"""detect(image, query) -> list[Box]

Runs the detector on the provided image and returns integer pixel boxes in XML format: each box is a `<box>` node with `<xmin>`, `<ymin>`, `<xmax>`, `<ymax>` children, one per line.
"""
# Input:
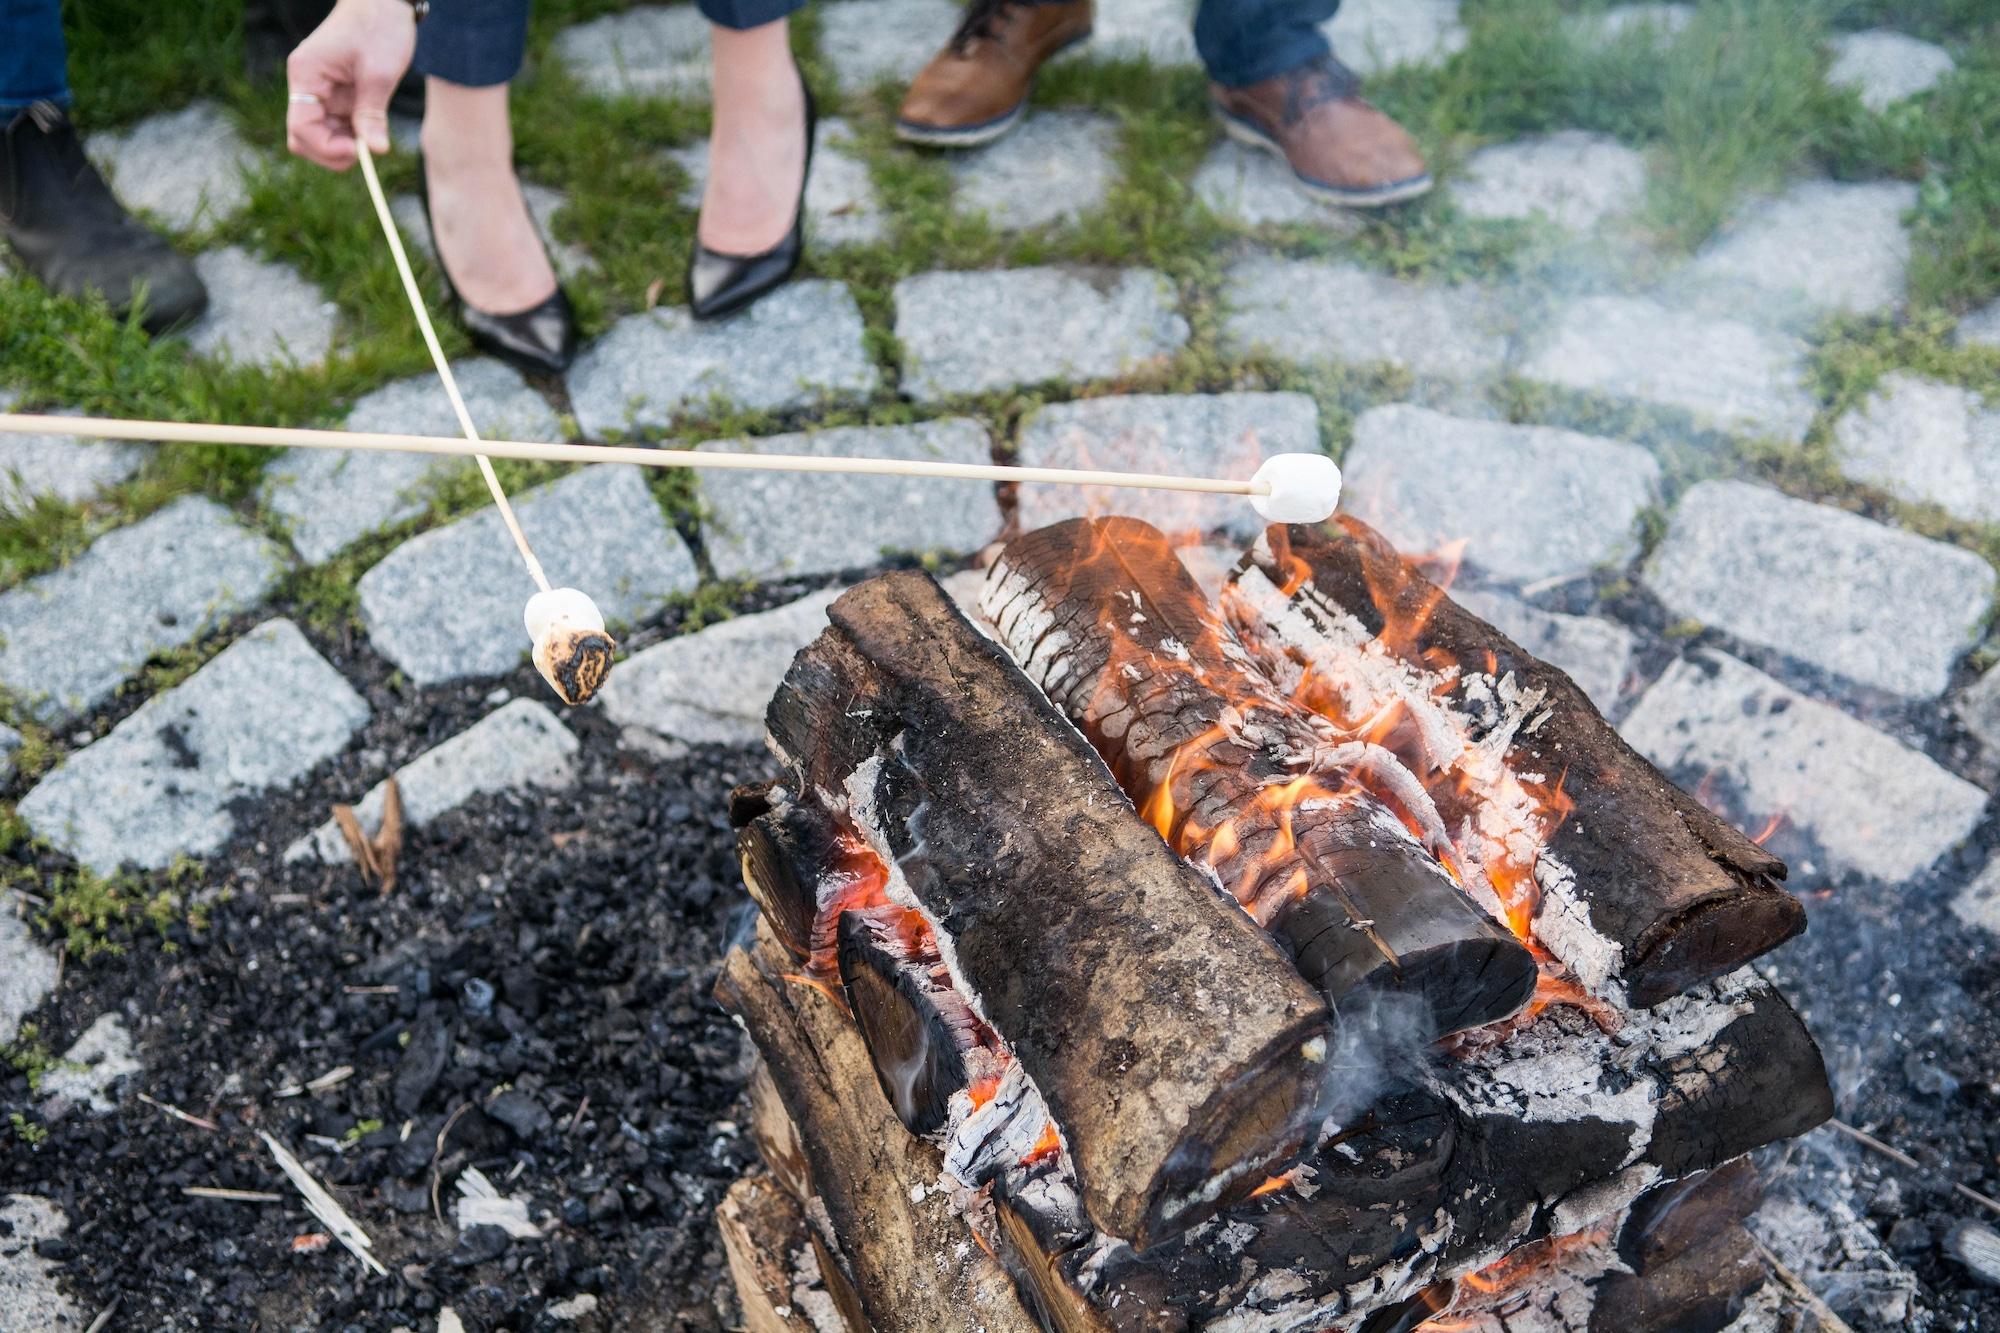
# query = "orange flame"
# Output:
<box><xmin>1022</xmin><ymin>1121</ymin><xmax>1062</xmax><ymax>1166</ymax></box>
<box><xmin>1750</xmin><ymin>811</ymin><xmax>1785</xmax><ymax>845</ymax></box>
<box><xmin>1248</xmin><ymin>1174</ymin><xmax>1289</xmax><ymax>1199</ymax></box>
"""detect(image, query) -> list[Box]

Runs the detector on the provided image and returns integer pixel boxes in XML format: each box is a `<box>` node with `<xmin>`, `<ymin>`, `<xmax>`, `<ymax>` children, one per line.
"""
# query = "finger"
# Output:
<box><xmin>285</xmin><ymin>55</ymin><xmax>355</xmax><ymax>170</ymax></box>
<box><xmin>352</xmin><ymin>60</ymin><xmax>403</xmax><ymax>156</ymax></box>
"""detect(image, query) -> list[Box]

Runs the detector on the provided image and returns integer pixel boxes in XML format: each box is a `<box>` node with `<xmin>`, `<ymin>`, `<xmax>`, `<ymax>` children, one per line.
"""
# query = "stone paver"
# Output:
<box><xmin>1959</xmin><ymin>665</ymin><xmax>2000</xmax><ymax>755</ymax></box>
<box><xmin>1452</xmin><ymin>589</ymin><xmax>1635</xmax><ymax>711</ymax></box>
<box><xmin>1453</xmin><ymin>131</ymin><xmax>1647</xmax><ymax>231</ymax></box>
<box><xmin>1952</xmin><ymin>857</ymin><xmax>2000</xmax><ymax>938</ymax></box>
<box><xmin>1087</xmin><ymin>0</ymin><xmax>1199</xmax><ymax>66</ymax></box>
<box><xmin>0</xmin><ymin>1196</ymin><xmax>82</xmax><ymax>1331</ymax></box>
<box><xmin>39</xmin><ymin>1014</ymin><xmax>139</xmax><ymax>1114</ymax></box>
<box><xmin>0</xmin><ymin>722</ymin><xmax>18</xmax><ymax>786</ymax></box>
<box><xmin>0</xmin><ymin>398</ymin><xmax>145</xmax><ymax>512</ymax></box>
<box><xmin>1193</xmin><ymin>142</ymin><xmax>1365</xmax><ymax>230</ymax></box>
<box><xmin>668</xmin><ymin>119</ymin><xmax>885</xmax><ymax>248</ymax></box>
<box><xmin>0</xmin><ymin>497</ymin><xmax>289</xmax><ymax>724</ymax></box>
<box><xmin>1</xmin><ymin>898</ymin><xmax>57</xmax><ymax>1046</ymax></box>
<box><xmin>1569</xmin><ymin>3</ymin><xmax>1692</xmax><ymax>50</ymax></box>
<box><xmin>87</xmin><ymin>101</ymin><xmax>257</xmax><ymax>231</ymax></box>
<box><xmin>552</xmin><ymin>5</ymin><xmax>709</xmax><ymax>99</ymax></box>
<box><xmin>183</xmin><ymin>247</ymin><xmax>339</xmax><ymax>371</ymax></box>
<box><xmin>1322</xmin><ymin>0</ymin><xmax>1466</xmax><ymax>75</ymax></box>
<box><xmin>1343</xmin><ymin>405</ymin><xmax>1659</xmax><ymax>586</ymax></box>
<box><xmin>1832</xmin><ymin>372</ymin><xmax>2000</xmax><ymax>525</ymax></box>
<box><xmin>1014</xmin><ymin>392</ymin><xmax>1319</xmax><ymax>541</ymax></box>
<box><xmin>293</xmin><ymin>698</ymin><xmax>579</xmax><ymax>864</ymax></box>
<box><xmin>698</xmin><ymin>420</ymin><xmax>1002</xmax><ymax>580</ymax></box>
<box><xmin>1521</xmin><ymin>294</ymin><xmax>1815</xmax><ymax>441</ymax></box>
<box><xmin>895</xmin><ymin>267</ymin><xmax>1189</xmax><ymax>401</ymax></box>
<box><xmin>1642</xmin><ymin>480</ymin><xmax>1995</xmax><ymax>701</ymax></box>
<box><xmin>265</xmin><ymin>359</ymin><xmax>563</xmax><ymax>564</ymax></box>
<box><xmin>1621</xmin><ymin>649</ymin><xmax>1988</xmax><ymax>883</ymax></box>
<box><xmin>1222</xmin><ymin>257</ymin><xmax>1509</xmax><ymax>381</ymax></box>
<box><xmin>1958</xmin><ymin>299</ymin><xmax>2000</xmax><ymax>349</ymax></box>
<box><xmin>568</xmin><ymin>282</ymin><xmax>878</xmax><ymax>437</ymax></box>
<box><xmin>1683</xmin><ymin>180</ymin><xmax>1916</xmax><ymax>321</ymax></box>
<box><xmin>598</xmin><ymin>587</ymin><xmax>844</xmax><ymax>745</ymax></box>
<box><xmin>1827</xmin><ymin>29</ymin><xmax>1955</xmax><ymax>112</ymax></box>
<box><xmin>19</xmin><ymin>620</ymin><xmax>369</xmax><ymax>872</ymax></box>
<box><xmin>951</xmin><ymin>112</ymin><xmax>1119</xmax><ymax>230</ymax></box>
<box><xmin>818</xmin><ymin>0</ymin><xmax>962</xmax><ymax>92</ymax></box>
<box><xmin>359</xmin><ymin>465</ymin><xmax>698</xmax><ymax>686</ymax></box>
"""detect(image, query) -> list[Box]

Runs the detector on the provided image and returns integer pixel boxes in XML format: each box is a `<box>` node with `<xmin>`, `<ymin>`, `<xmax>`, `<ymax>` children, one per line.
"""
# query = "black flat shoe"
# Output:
<box><xmin>418</xmin><ymin>156</ymin><xmax>578</xmax><ymax>376</ymax></box>
<box><xmin>687</xmin><ymin>82</ymin><xmax>817</xmax><ymax>321</ymax></box>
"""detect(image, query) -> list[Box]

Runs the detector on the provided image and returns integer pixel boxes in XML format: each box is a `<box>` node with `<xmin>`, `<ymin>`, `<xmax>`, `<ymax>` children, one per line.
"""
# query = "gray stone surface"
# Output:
<box><xmin>667</xmin><ymin>119</ymin><xmax>885</xmax><ymax>248</ymax></box>
<box><xmin>1322</xmin><ymin>0</ymin><xmax>1466</xmax><ymax>74</ymax></box>
<box><xmin>1014</xmin><ymin>392</ymin><xmax>1319</xmax><ymax>540</ymax></box>
<box><xmin>265</xmin><ymin>359</ymin><xmax>563</xmax><ymax>563</ymax></box>
<box><xmin>1452</xmin><ymin>590</ymin><xmax>1636</xmax><ymax>710</ymax></box>
<box><xmin>952</xmin><ymin>112</ymin><xmax>1119</xmax><ymax>230</ymax></box>
<box><xmin>1087</xmin><ymin>0</ymin><xmax>1199</xmax><ymax>65</ymax></box>
<box><xmin>1832</xmin><ymin>372</ymin><xmax>2000</xmax><ymax>525</ymax></box>
<box><xmin>598</xmin><ymin>587</ymin><xmax>843</xmax><ymax>745</ymax></box>
<box><xmin>698</xmin><ymin>420</ymin><xmax>1002</xmax><ymax>580</ymax></box>
<box><xmin>87</xmin><ymin>101</ymin><xmax>257</xmax><ymax>231</ymax></box>
<box><xmin>552</xmin><ymin>5</ymin><xmax>709</xmax><ymax>99</ymax></box>
<box><xmin>1568</xmin><ymin>3</ymin><xmax>1693</xmax><ymax>49</ymax></box>
<box><xmin>0</xmin><ymin>721</ymin><xmax>17</xmax><ymax>786</ymax></box>
<box><xmin>1453</xmin><ymin>131</ymin><xmax>1647</xmax><ymax>230</ymax></box>
<box><xmin>183</xmin><ymin>247</ymin><xmax>339</xmax><ymax>370</ymax></box>
<box><xmin>18</xmin><ymin>620</ymin><xmax>369</xmax><ymax>872</ymax></box>
<box><xmin>1683</xmin><ymin>180</ymin><xmax>1917</xmax><ymax>321</ymax></box>
<box><xmin>1343</xmin><ymin>404</ymin><xmax>1660</xmax><ymax>586</ymax></box>
<box><xmin>895</xmin><ymin>267</ymin><xmax>1189</xmax><ymax>401</ymax></box>
<box><xmin>568</xmin><ymin>282</ymin><xmax>878</xmax><ymax>436</ymax></box>
<box><xmin>358</xmin><ymin>465</ymin><xmax>698</xmax><ymax>686</ymax></box>
<box><xmin>0</xmin><ymin>496</ymin><xmax>289</xmax><ymax>724</ymax></box>
<box><xmin>0</xmin><ymin>896</ymin><xmax>56</xmax><ymax>1046</ymax></box>
<box><xmin>818</xmin><ymin>0</ymin><xmax>962</xmax><ymax>92</ymax></box>
<box><xmin>0</xmin><ymin>400</ymin><xmax>146</xmax><ymax>512</ymax></box>
<box><xmin>1222</xmin><ymin>256</ymin><xmax>1509</xmax><ymax>381</ymax></box>
<box><xmin>1827</xmin><ymin>29</ymin><xmax>1955</xmax><ymax>112</ymax></box>
<box><xmin>293</xmin><ymin>698</ymin><xmax>578</xmax><ymax>864</ymax></box>
<box><xmin>1958</xmin><ymin>299</ymin><xmax>2000</xmax><ymax>349</ymax></box>
<box><xmin>1621</xmin><ymin>649</ymin><xmax>1988</xmax><ymax>883</ymax></box>
<box><xmin>1193</xmin><ymin>141</ymin><xmax>1365</xmax><ymax>230</ymax></box>
<box><xmin>1642</xmin><ymin>480</ymin><xmax>1995</xmax><ymax>700</ymax></box>
<box><xmin>38</xmin><ymin>1014</ymin><xmax>140</xmax><ymax>1114</ymax></box>
<box><xmin>1952</xmin><ymin>857</ymin><xmax>2000</xmax><ymax>938</ymax></box>
<box><xmin>0</xmin><ymin>1195</ymin><xmax>82</xmax><ymax>1332</ymax></box>
<box><xmin>1959</xmin><ymin>665</ymin><xmax>2000</xmax><ymax>755</ymax></box>
<box><xmin>1521</xmin><ymin>294</ymin><xmax>1815</xmax><ymax>440</ymax></box>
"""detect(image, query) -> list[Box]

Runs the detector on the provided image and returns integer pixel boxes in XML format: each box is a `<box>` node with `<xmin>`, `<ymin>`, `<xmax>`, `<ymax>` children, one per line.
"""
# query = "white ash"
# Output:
<box><xmin>786</xmin><ymin>1235</ymin><xmax>847</xmax><ymax>1333</ymax></box>
<box><xmin>453</xmin><ymin>1165</ymin><xmax>543</xmax><ymax>1239</ymax></box>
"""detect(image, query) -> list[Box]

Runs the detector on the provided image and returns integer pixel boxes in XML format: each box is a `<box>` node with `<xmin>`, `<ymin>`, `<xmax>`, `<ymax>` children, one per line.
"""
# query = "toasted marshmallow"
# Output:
<box><xmin>524</xmin><ymin>587</ymin><xmax>616</xmax><ymax>705</ymax></box>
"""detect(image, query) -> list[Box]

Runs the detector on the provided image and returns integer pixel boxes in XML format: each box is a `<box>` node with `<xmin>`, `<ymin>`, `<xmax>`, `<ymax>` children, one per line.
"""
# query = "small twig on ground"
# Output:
<box><xmin>83</xmin><ymin>1296</ymin><xmax>119</xmax><ymax>1333</ymax></box>
<box><xmin>342</xmin><ymin>985</ymin><xmax>399</xmax><ymax>995</ymax></box>
<box><xmin>1828</xmin><ymin>1118</ymin><xmax>2000</xmax><ymax>1217</ymax></box>
<box><xmin>375</xmin><ymin>778</ymin><xmax>404</xmax><ymax>895</ymax></box>
<box><xmin>565</xmin><ymin>1094</ymin><xmax>590</xmax><ymax>1137</ymax></box>
<box><xmin>259</xmin><ymin>1130</ymin><xmax>387</xmax><ymax>1276</ymax></box>
<box><xmin>1750</xmin><ymin>1236</ymin><xmax>1856</xmax><ymax>1333</ymax></box>
<box><xmin>182</xmin><ymin>1186</ymin><xmax>285</xmax><ymax>1203</ymax></box>
<box><xmin>136</xmin><ymin>1092</ymin><xmax>220</xmax><ymax>1132</ymax></box>
<box><xmin>430</xmin><ymin>1100</ymin><xmax>474</xmax><ymax>1224</ymax></box>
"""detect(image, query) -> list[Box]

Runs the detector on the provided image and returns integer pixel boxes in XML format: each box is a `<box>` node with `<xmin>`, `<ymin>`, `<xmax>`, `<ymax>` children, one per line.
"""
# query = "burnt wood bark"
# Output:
<box><xmin>983</xmin><ymin>974</ymin><xmax>1832</xmax><ymax>1333</ymax></box>
<box><xmin>718</xmin><ymin>924</ymin><xmax>1040</xmax><ymax>1333</ymax></box>
<box><xmin>765</xmin><ymin>571</ymin><xmax>1331</xmax><ymax>1250</ymax></box>
<box><xmin>717</xmin><ymin>1171</ymin><xmax>852</xmax><ymax>1333</ymax></box>
<box><xmin>1588</xmin><ymin>1224</ymin><xmax>1770</xmax><ymax>1332</ymax></box>
<box><xmin>1617</xmin><ymin>1157</ymin><xmax>1762</xmax><ymax>1274</ymax></box>
<box><xmin>837</xmin><ymin>904</ymin><xmax>980</xmax><ymax>1137</ymax></box>
<box><xmin>731</xmin><ymin>780</ymin><xmax>836</xmax><ymax>961</ymax></box>
<box><xmin>1236</xmin><ymin>521</ymin><xmax>1805</xmax><ymax>1007</ymax></box>
<box><xmin>982</xmin><ymin>517</ymin><xmax>1536</xmax><ymax>1041</ymax></box>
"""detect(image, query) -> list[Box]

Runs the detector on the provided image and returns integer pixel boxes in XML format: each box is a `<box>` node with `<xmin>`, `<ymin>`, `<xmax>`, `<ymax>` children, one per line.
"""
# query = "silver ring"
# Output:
<box><xmin>288</xmin><ymin>91</ymin><xmax>323</xmax><ymax>106</ymax></box>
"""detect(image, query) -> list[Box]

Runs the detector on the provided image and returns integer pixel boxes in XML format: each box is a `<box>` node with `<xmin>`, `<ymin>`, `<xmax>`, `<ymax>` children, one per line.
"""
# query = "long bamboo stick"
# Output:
<box><xmin>0</xmin><ymin>412</ymin><xmax>1270</xmax><ymax>498</ymax></box>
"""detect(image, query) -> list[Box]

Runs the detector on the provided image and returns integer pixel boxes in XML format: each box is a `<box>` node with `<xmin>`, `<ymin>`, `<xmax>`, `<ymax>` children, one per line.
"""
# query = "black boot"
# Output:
<box><xmin>1</xmin><ymin>102</ymin><xmax>208</xmax><ymax>335</ymax></box>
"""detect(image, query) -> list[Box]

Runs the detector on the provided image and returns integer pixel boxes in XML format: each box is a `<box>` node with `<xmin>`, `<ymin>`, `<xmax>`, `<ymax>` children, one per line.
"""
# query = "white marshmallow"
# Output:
<box><xmin>523</xmin><ymin>586</ymin><xmax>606</xmax><ymax>642</ymax></box>
<box><xmin>1250</xmin><ymin>452</ymin><xmax>1343</xmax><ymax>524</ymax></box>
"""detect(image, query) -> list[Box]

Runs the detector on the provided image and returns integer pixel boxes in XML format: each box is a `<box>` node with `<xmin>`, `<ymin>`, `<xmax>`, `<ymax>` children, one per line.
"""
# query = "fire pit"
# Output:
<box><xmin>710</xmin><ymin>515</ymin><xmax>1836</xmax><ymax>1332</ymax></box>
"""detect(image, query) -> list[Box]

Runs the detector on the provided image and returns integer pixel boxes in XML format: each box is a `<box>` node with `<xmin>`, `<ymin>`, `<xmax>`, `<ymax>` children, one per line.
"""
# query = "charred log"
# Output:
<box><xmin>765</xmin><ymin>571</ymin><xmax>1331</xmax><ymax>1250</ymax></box>
<box><xmin>732</xmin><ymin>781</ymin><xmax>838</xmax><ymax>961</ymax></box>
<box><xmin>1588</xmin><ymin>1224</ymin><xmax>1769</xmax><ymax>1332</ymax></box>
<box><xmin>718</xmin><ymin>923</ymin><xmax>1040</xmax><ymax>1333</ymax></box>
<box><xmin>716</xmin><ymin>1171</ymin><xmax>855</xmax><ymax>1333</ymax></box>
<box><xmin>1234</xmin><ymin>521</ymin><xmax>1806</xmax><ymax>1007</ymax></box>
<box><xmin>837</xmin><ymin>905</ymin><xmax>976</xmax><ymax>1137</ymax></box>
<box><xmin>1617</xmin><ymin>1157</ymin><xmax>1762</xmax><ymax>1274</ymax></box>
<box><xmin>981</xmin><ymin>517</ymin><xmax>1536</xmax><ymax>1041</ymax></box>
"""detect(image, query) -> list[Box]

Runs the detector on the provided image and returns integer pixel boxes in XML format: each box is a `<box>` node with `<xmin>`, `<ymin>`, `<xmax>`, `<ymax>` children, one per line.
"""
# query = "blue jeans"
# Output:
<box><xmin>415</xmin><ymin>0</ymin><xmax>801</xmax><ymax>87</ymax></box>
<box><xmin>0</xmin><ymin>0</ymin><xmax>70</xmax><ymax>114</ymax></box>
<box><xmin>1196</xmin><ymin>0</ymin><xmax>1338</xmax><ymax>88</ymax></box>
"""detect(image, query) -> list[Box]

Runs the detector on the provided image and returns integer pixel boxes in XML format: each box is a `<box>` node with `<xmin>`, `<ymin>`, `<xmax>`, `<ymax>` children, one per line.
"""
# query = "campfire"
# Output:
<box><xmin>711</xmin><ymin>515</ymin><xmax>1833</xmax><ymax>1333</ymax></box>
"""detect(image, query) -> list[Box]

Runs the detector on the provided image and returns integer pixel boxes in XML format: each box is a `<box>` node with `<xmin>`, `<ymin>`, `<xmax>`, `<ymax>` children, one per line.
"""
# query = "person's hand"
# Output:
<box><xmin>285</xmin><ymin>0</ymin><xmax>418</xmax><ymax>170</ymax></box>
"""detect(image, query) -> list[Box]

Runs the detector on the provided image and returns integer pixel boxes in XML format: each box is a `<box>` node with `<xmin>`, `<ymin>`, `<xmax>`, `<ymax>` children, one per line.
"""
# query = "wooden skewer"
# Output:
<box><xmin>0</xmin><ymin>411</ymin><xmax>1270</xmax><ymax>498</ymax></box>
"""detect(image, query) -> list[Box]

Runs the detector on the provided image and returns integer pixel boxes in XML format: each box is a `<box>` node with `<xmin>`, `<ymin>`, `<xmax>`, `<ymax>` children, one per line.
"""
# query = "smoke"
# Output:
<box><xmin>1309</xmin><ymin>987</ymin><xmax>1440</xmax><ymax>1135</ymax></box>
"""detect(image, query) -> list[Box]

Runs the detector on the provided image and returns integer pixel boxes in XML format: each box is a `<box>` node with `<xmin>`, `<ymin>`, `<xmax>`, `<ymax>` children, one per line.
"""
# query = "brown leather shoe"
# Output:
<box><xmin>1211</xmin><ymin>55</ymin><xmax>1432</xmax><ymax>208</ymax></box>
<box><xmin>896</xmin><ymin>0</ymin><xmax>1093</xmax><ymax>146</ymax></box>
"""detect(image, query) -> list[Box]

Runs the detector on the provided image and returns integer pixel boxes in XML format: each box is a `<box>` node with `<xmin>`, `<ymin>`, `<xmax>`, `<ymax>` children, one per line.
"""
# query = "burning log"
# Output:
<box><xmin>764</xmin><ymin>571</ymin><xmax>1331</xmax><ymax>1249</ymax></box>
<box><xmin>981</xmin><ymin>517</ymin><xmax>1538</xmax><ymax>1040</ymax></box>
<box><xmin>1231</xmin><ymin>520</ymin><xmax>1806</xmax><ymax>1007</ymax></box>
<box><xmin>717</xmin><ymin>924</ymin><xmax>1040</xmax><ymax>1333</ymax></box>
<box><xmin>716</xmin><ymin>1171</ymin><xmax>854</xmax><ymax>1333</ymax></box>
